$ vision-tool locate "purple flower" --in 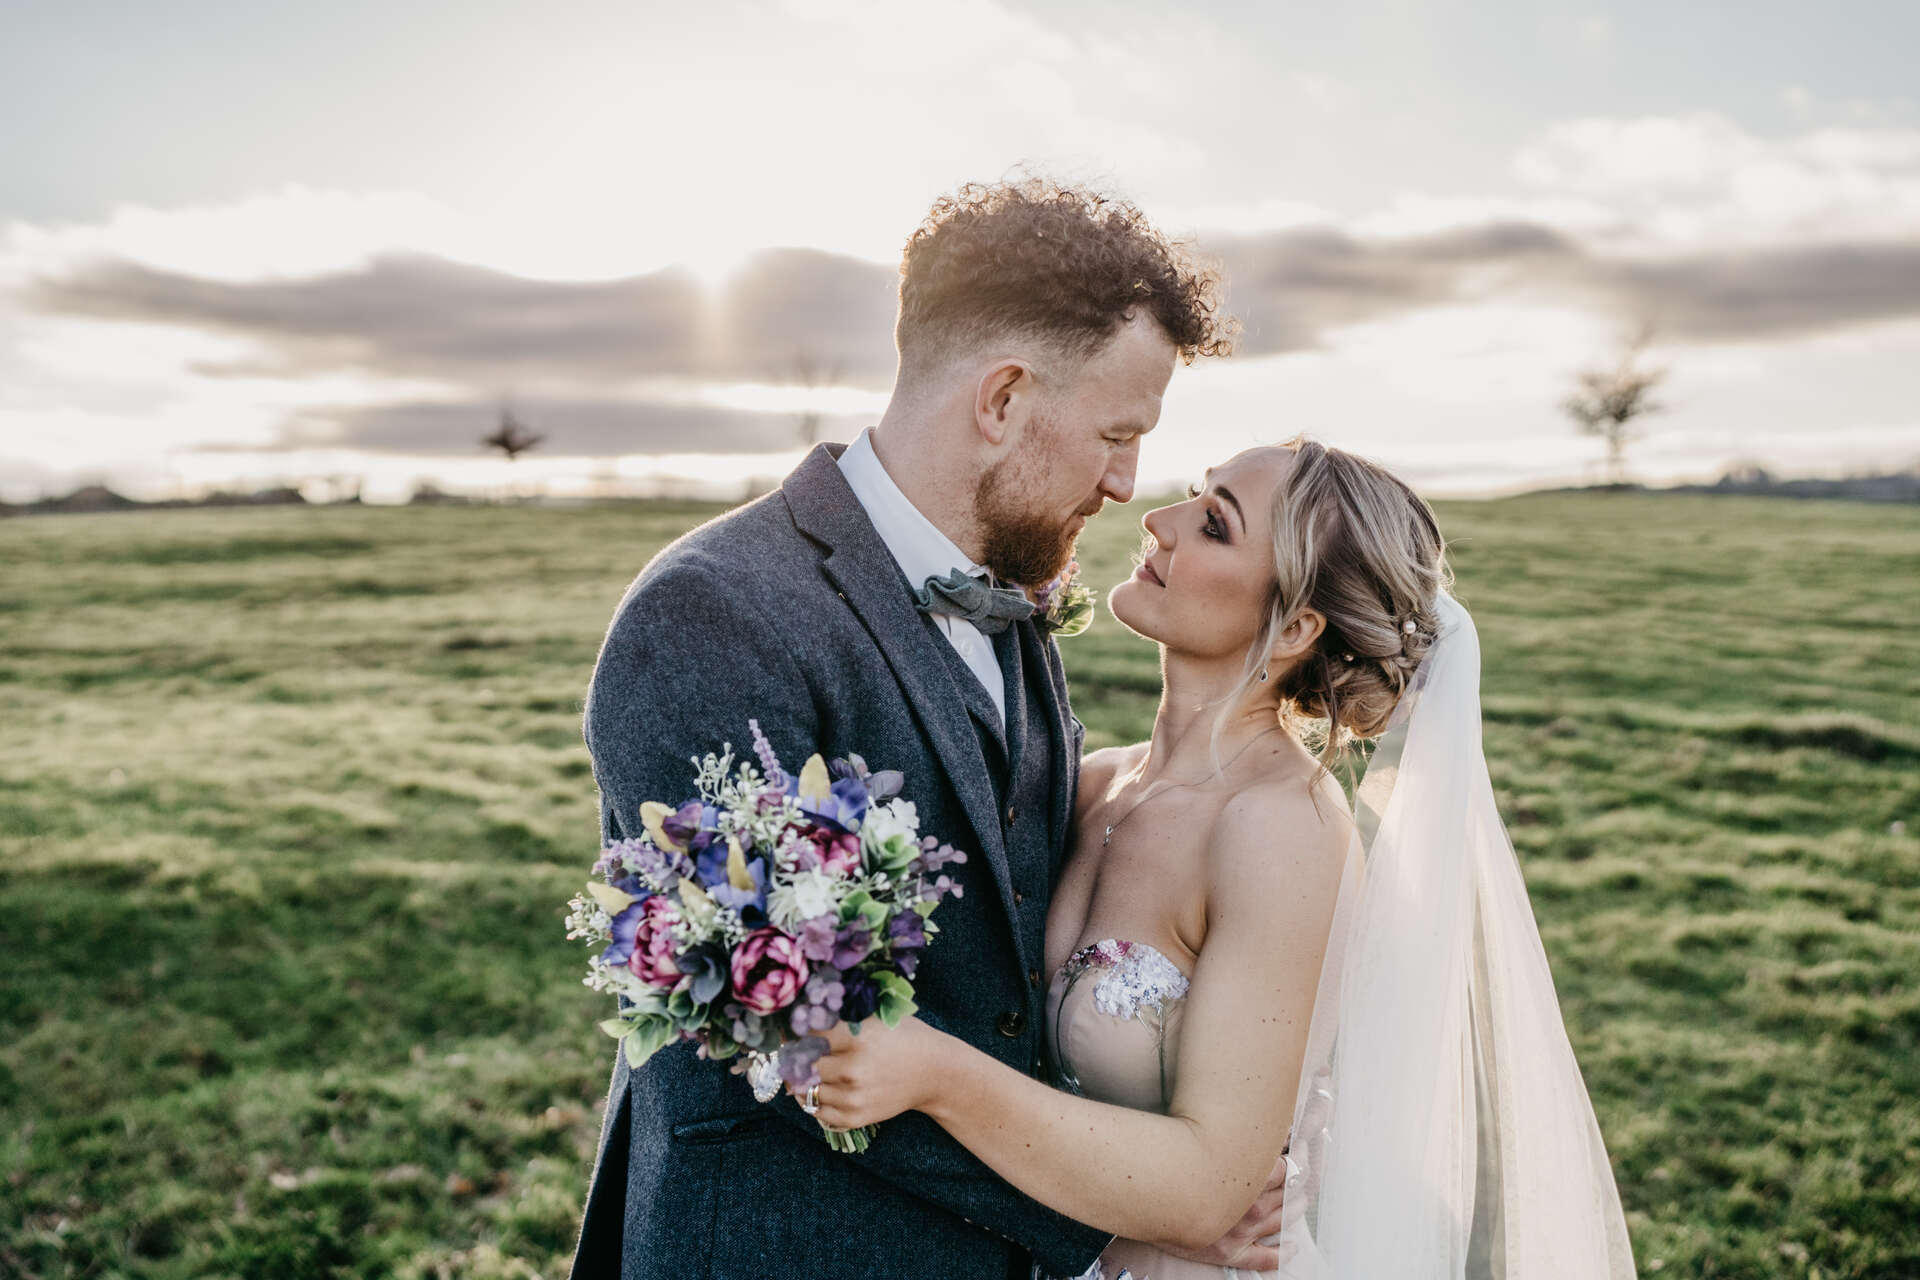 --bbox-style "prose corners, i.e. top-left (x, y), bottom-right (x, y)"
top-left (777, 1035), bottom-right (830, 1090)
top-left (599, 836), bottom-right (690, 889)
top-left (726, 1003), bottom-right (779, 1052)
top-left (661, 800), bottom-right (713, 854)
top-left (918, 842), bottom-right (967, 874)
top-left (831, 921), bottom-right (873, 969)
top-left (887, 911), bottom-right (926, 951)
top-left (789, 999), bottom-right (839, 1035)
top-left (795, 915), bottom-right (839, 964)
top-left (839, 971), bottom-right (880, 1023)
top-left (730, 928), bottom-right (810, 1015)
top-left (748, 718), bottom-right (788, 789)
